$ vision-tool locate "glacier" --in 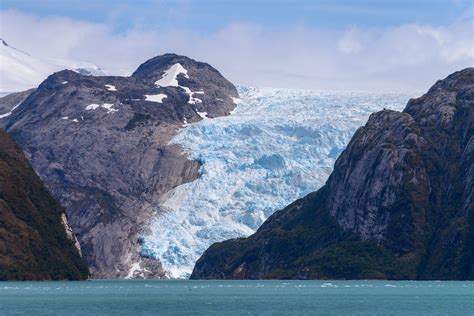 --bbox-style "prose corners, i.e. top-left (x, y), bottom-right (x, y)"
top-left (140, 86), bottom-right (412, 278)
